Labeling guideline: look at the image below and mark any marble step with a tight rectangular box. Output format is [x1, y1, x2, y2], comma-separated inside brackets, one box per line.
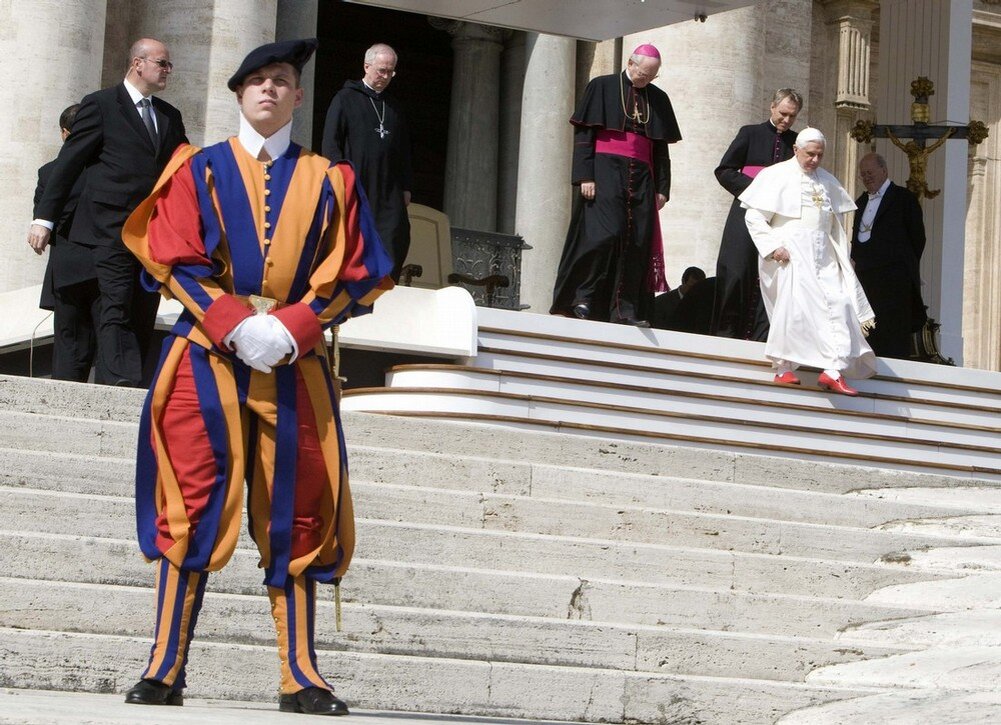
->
[0, 577, 913, 684]
[2, 378, 992, 495]
[340, 387, 1001, 476]
[1, 531, 935, 638]
[473, 349, 1001, 430]
[7, 487, 949, 600]
[474, 309, 1001, 411]
[4, 446, 980, 530]
[387, 364, 1001, 443]
[0, 628, 889, 725]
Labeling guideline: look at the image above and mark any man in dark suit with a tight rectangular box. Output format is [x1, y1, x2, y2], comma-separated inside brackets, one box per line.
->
[652, 266, 705, 330]
[710, 88, 802, 341]
[28, 37, 187, 386]
[851, 152, 927, 359]
[33, 104, 99, 382]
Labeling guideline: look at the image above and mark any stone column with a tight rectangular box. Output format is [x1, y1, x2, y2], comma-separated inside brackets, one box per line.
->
[0, 0, 107, 293]
[497, 32, 527, 235]
[621, 6, 785, 281]
[877, 0, 973, 364]
[514, 34, 575, 313]
[575, 38, 619, 98]
[821, 0, 878, 194]
[962, 52, 1001, 371]
[277, 0, 318, 147]
[135, 0, 277, 146]
[433, 20, 505, 231]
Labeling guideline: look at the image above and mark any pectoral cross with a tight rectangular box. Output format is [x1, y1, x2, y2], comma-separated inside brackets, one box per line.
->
[851, 76, 988, 201]
[375, 124, 389, 139]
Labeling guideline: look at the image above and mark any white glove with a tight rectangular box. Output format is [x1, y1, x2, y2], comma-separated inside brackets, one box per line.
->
[224, 314, 293, 373]
[269, 315, 299, 363]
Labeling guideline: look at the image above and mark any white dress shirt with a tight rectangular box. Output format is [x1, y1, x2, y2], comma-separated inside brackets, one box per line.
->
[856, 177, 891, 243]
[123, 78, 158, 133]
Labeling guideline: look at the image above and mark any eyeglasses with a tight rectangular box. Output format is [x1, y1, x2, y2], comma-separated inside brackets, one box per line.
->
[367, 65, 396, 78]
[144, 58, 174, 70]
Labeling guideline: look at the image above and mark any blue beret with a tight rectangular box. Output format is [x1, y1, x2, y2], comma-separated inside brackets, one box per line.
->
[228, 38, 318, 91]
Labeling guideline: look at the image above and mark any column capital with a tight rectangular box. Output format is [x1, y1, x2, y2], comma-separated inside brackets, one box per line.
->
[819, 0, 879, 23]
[429, 17, 509, 46]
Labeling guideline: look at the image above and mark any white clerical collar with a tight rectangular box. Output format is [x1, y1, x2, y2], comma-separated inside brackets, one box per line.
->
[238, 114, 292, 160]
[869, 178, 891, 198]
[362, 79, 380, 95]
[123, 78, 153, 104]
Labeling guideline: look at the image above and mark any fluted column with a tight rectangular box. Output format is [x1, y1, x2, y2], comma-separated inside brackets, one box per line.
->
[136, 0, 277, 146]
[821, 0, 878, 191]
[433, 19, 505, 231]
[514, 34, 575, 313]
[0, 0, 107, 293]
[277, 0, 318, 147]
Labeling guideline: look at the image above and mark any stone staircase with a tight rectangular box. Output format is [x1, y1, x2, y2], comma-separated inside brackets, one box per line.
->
[3, 371, 1001, 723]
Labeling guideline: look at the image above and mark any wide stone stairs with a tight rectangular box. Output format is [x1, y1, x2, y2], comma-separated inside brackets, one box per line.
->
[3, 372, 1001, 723]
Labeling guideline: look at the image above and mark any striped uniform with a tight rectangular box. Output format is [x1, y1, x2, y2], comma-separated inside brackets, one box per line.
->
[122, 138, 393, 694]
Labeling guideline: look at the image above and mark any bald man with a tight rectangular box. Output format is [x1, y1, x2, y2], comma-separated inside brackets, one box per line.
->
[29, 38, 187, 387]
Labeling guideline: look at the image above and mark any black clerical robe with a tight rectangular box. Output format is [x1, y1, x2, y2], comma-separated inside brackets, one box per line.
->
[551, 71, 682, 323]
[322, 80, 413, 281]
[710, 121, 796, 340]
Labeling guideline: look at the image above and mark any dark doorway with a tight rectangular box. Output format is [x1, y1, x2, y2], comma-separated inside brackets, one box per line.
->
[315, 1, 453, 211]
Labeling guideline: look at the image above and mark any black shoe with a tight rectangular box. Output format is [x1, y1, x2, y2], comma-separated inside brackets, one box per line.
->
[279, 687, 349, 716]
[571, 303, 590, 319]
[616, 317, 651, 328]
[124, 679, 183, 706]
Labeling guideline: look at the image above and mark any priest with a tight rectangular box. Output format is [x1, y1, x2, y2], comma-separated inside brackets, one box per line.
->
[551, 44, 682, 326]
[740, 128, 875, 396]
[323, 43, 413, 281]
[711, 89, 802, 340]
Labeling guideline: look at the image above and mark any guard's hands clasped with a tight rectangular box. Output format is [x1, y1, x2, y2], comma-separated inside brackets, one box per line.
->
[225, 314, 295, 373]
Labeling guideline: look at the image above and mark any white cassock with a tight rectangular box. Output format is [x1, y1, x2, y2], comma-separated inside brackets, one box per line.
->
[739, 158, 876, 379]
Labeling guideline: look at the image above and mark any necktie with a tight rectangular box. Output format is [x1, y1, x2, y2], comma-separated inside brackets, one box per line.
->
[772, 132, 783, 163]
[139, 98, 158, 148]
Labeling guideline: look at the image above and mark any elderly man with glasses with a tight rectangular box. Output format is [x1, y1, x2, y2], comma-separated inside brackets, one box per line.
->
[28, 37, 187, 387]
[551, 44, 682, 327]
[322, 43, 413, 281]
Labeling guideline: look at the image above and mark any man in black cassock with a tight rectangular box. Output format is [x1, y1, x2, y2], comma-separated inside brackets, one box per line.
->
[551, 44, 682, 326]
[710, 89, 802, 340]
[322, 43, 413, 281]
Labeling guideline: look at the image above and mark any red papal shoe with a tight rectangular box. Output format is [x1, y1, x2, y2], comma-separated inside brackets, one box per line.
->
[817, 372, 858, 396]
[773, 371, 801, 385]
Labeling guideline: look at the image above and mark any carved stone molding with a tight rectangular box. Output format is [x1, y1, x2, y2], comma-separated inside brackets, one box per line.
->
[428, 17, 509, 45]
[820, 0, 879, 108]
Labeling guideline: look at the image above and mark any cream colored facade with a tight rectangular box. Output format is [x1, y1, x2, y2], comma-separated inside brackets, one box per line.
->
[2, 0, 999, 368]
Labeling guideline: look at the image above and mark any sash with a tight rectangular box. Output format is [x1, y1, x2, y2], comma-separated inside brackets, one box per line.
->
[594, 130, 668, 294]
[742, 165, 766, 178]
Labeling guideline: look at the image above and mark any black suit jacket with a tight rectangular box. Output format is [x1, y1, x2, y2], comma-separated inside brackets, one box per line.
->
[851, 182, 925, 288]
[34, 160, 91, 309]
[35, 83, 186, 248]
